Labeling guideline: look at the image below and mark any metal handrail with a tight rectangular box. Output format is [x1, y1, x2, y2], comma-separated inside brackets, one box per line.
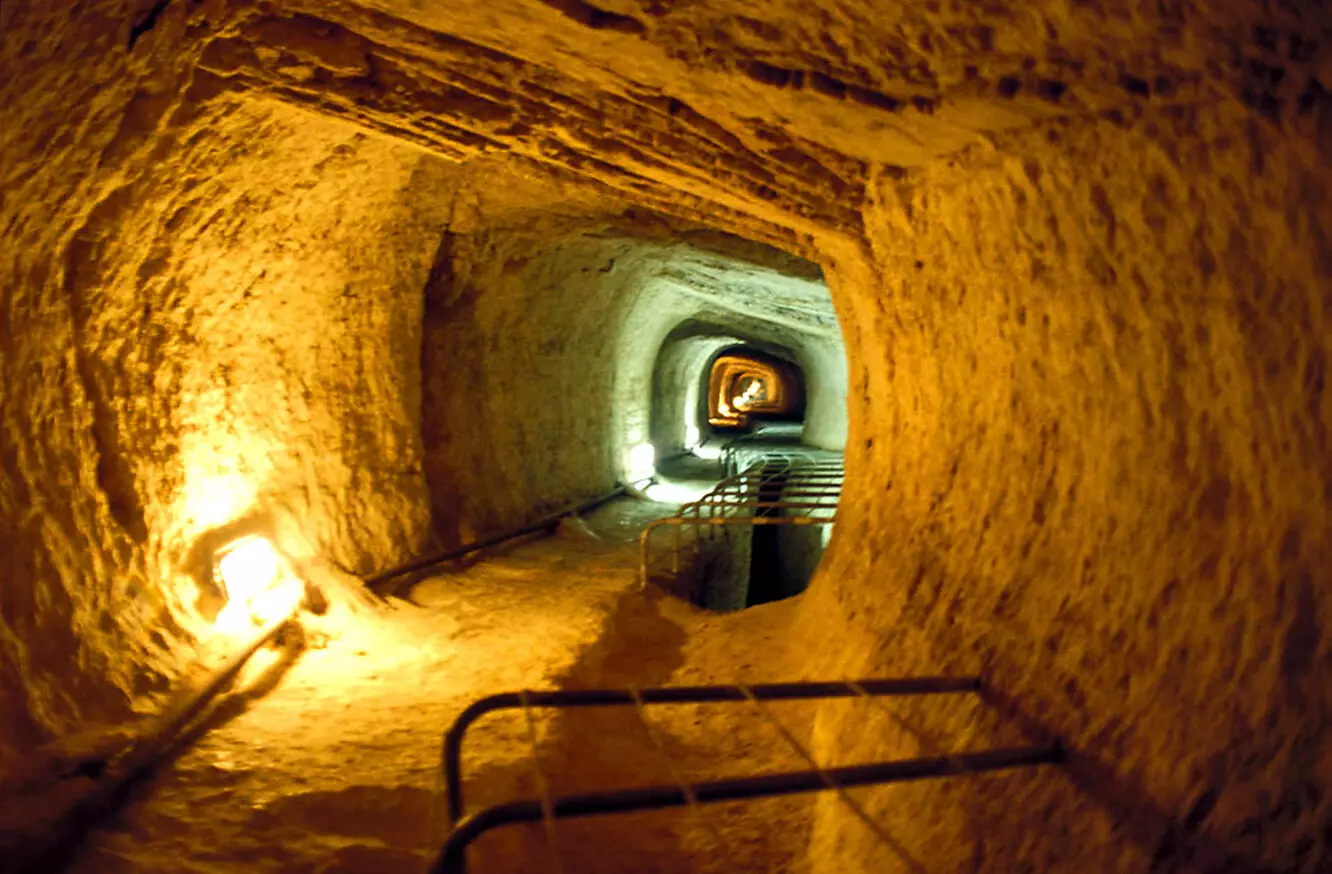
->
[364, 485, 628, 589]
[432, 677, 1062, 874]
[639, 514, 835, 588]
[640, 456, 843, 592]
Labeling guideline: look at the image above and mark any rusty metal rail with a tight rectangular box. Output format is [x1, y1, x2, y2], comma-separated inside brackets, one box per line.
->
[640, 456, 842, 593]
[431, 676, 1062, 874]
[365, 485, 628, 590]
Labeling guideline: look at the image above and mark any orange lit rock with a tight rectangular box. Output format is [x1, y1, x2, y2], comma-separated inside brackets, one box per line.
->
[1, 0, 1329, 871]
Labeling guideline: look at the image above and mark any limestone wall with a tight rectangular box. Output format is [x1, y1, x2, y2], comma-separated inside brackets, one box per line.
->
[1, 1, 451, 754]
[421, 229, 651, 546]
[650, 332, 741, 452]
[799, 99, 1332, 872]
[2, 1, 1330, 870]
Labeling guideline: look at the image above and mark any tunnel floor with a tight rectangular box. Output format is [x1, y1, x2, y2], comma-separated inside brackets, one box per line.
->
[68, 499, 831, 874]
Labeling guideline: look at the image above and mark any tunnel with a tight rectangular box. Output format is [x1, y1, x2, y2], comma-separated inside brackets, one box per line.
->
[1, 1, 1330, 873]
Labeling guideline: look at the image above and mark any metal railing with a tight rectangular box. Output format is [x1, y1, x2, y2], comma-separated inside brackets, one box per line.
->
[365, 485, 628, 592]
[639, 455, 843, 603]
[430, 677, 1062, 874]
[721, 438, 839, 478]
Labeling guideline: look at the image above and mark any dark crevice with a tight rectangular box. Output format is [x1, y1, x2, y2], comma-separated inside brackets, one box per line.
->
[128, 0, 172, 49]
[1036, 79, 1068, 102]
[536, 0, 646, 35]
[1119, 73, 1151, 98]
[742, 60, 912, 114]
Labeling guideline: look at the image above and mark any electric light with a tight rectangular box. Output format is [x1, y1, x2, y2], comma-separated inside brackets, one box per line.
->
[733, 378, 764, 411]
[684, 425, 701, 449]
[708, 355, 793, 426]
[627, 442, 656, 481]
[218, 536, 280, 603]
[213, 535, 301, 632]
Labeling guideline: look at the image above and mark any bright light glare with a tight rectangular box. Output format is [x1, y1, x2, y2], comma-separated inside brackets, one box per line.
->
[218, 536, 281, 603]
[628, 442, 656, 481]
[645, 479, 712, 504]
[684, 425, 701, 449]
[247, 578, 304, 623]
[733, 379, 763, 411]
[214, 601, 256, 635]
[215, 536, 300, 632]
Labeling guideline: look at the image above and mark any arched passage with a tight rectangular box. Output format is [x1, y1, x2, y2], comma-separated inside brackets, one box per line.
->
[1, 3, 1328, 873]
[706, 349, 805, 431]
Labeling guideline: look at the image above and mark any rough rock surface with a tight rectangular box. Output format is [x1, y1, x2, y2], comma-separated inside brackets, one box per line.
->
[799, 98, 1332, 872]
[420, 193, 844, 548]
[2, 6, 450, 753]
[2, 0, 1330, 871]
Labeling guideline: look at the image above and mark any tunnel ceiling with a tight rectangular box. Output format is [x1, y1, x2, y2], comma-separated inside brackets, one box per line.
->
[648, 249, 838, 338]
[186, 0, 1287, 253]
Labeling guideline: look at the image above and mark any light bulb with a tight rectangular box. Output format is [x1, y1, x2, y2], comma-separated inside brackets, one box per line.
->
[628, 442, 656, 481]
[217, 536, 280, 604]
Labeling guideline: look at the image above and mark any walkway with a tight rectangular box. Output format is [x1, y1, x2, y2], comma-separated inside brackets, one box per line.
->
[69, 500, 817, 874]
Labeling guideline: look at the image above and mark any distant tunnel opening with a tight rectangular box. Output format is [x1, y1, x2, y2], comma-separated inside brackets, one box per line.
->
[706, 349, 805, 432]
[639, 264, 843, 611]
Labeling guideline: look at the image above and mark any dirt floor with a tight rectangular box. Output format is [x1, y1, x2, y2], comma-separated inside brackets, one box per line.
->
[63, 498, 828, 874]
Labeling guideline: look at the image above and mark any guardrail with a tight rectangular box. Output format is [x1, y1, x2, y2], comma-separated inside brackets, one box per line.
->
[431, 676, 1063, 874]
[639, 457, 842, 600]
[365, 485, 629, 591]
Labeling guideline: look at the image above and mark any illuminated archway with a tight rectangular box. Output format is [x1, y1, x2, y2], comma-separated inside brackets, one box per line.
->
[707, 352, 802, 429]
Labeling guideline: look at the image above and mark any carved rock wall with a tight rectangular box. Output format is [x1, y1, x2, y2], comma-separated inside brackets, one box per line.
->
[1, 0, 451, 755]
[799, 99, 1332, 872]
[2, 1, 1330, 870]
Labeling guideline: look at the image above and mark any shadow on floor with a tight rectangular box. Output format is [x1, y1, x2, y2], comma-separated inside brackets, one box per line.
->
[34, 626, 308, 874]
[450, 585, 706, 873]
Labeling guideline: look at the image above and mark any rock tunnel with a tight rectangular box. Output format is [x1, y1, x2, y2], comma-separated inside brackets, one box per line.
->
[1, 1, 1330, 872]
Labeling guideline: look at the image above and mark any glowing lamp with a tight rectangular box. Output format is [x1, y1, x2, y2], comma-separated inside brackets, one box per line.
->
[733, 378, 763, 411]
[627, 442, 656, 482]
[217, 536, 280, 603]
[214, 535, 300, 632]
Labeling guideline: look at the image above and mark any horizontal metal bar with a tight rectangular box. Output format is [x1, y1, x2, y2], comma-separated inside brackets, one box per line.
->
[660, 514, 836, 530]
[432, 742, 1062, 874]
[364, 486, 627, 588]
[708, 481, 844, 491]
[719, 470, 845, 477]
[691, 484, 845, 495]
[714, 475, 845, 481]
[687, 494, 843, 505]
[705, 491, 844, 499]
[649, 515, 836, 527]
[699, 496, 842, 505]
[443, 677, 979, 826]
[734, 484, 844, 490]
[680, 507, 840, 516]
[741, 470, 842, 475]
[680, 500, 841, 509]
[729, 462, 844, 470]
[757, 483, 832, 489]
[680, 497, 843, 512]
[733, 465, 843, 471]
[690, 508, 839, 515]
